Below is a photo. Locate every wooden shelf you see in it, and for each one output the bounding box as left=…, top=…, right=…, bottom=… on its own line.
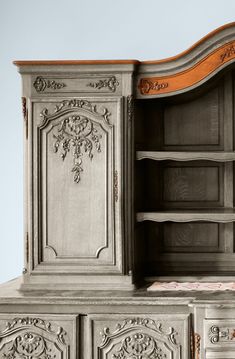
left=136, top=151, right=235, bottom=162
left=136, top=209, right=235, bottom=223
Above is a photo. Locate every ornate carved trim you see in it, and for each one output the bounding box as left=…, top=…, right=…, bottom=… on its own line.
left=194, top=333, right=201, bottom=359
left=139, top=80, right=168, bottom=94
left=114, top=170, right=118, bottom=202
left=87, top=76, right=119, bottom=92
left=127, top=95, right=134, bottom=122
left=100, top=317, right=178, bottom=348
left=33, top=76, right=66, bottom=93
left=26, top=232, right=29, bottom=263
left=52, top=115, right=102, bottom=183
left=40, top=99, right=111, bottom=126
left=21, top=97, right=27, bottom=120
left=209, top=325, right=235, bottom=343
left=112, top=332, right=166, bottom=359
left=0, top=317, right=67, bottom=359
left=22, top=97, right=28, bottom=139
left=3, top=332, right=53, bottom=359
left=2, top=317, right=67, bottom=344
left=138, top=40, right=235, bottom=96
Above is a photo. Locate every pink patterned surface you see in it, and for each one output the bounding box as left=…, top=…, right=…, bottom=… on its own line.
left=147, top=281, right=235, bottom=291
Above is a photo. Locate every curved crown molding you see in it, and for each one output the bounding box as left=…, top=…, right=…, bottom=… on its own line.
left=137, top=22, right=235, bottom=97
left=13, top=23, right=235, bottom=97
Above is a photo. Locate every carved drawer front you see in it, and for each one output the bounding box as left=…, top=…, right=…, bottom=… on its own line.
left=32, top=75, right=121, bottom=95
left=0, top=314, right=78, bottom=359
left=29, top=97, right=123, bottom=275
left=87, top=314, right=190, bottom=359
left=205, top=319, right=235, bottom=350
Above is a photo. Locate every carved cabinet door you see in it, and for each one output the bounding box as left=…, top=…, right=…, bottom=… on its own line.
left=87, top=314, right=190, bottom=359
left=27, top=97, right=124, bottom=277
left=0, top=314, right=78, bottom=359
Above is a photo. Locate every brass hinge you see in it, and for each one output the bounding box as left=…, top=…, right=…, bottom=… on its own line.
left=114, top=170, right=118, bottom=202
left=26, top=232, right=29, bottom=264
left=22, top=97, right=28, bottom=139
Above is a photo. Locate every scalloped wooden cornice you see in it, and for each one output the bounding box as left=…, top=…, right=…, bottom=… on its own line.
left=13, top=22, right=235, bottom=96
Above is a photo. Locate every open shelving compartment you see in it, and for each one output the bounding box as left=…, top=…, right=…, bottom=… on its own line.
left=135, top=70, right=235, bottom=280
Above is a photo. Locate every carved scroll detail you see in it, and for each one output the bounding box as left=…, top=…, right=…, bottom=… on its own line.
left=34, top=76, right=66, bottom=92
left=100, top=317, right=178, bottom=351
left=53, top=115, right=102, bottom=183
left=0, top=317, right=67, bottom=359
left=220, top=44, right=235, bottom=62
left=40, top=99, right=111, bottom=125
left=140, top=79, right=169, bottom=94
left=3, top=332, right=53, bottom=359
left=209, top=325, right=235, bottom=343
left=2, top=317, right=67, bottom=344
left=87, top=76, right=119, bottom=92
left=112, top=332, right=166, bottom=359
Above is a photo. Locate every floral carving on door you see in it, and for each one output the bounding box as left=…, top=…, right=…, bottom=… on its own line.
left=99, top=317, right=180, bottom=359
left=53, top=115, right=102, bottom=183
left=0, top=317, right=68, bottom=359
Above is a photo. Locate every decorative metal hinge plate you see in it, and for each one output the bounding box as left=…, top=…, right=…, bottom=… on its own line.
left=22, top=97, right=28, bottom=139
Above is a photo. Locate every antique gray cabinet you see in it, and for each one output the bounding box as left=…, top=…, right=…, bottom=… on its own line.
left=18, top=63, right=136, bottom=290
left=3, top=22, right=235, bottom=359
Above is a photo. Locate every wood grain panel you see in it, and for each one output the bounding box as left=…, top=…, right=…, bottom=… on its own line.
left=163, top=223, right=221, bottom=252
left=138, top=40, right=235, bottom=95
left=163, top=166, right=219, bottom=202
left=164, top=88, right=220, bottom=147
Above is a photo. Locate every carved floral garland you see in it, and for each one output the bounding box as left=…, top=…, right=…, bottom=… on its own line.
left=53, top=115, right=102, bottom=183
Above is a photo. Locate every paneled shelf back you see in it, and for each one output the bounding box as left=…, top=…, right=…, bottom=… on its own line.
left=137, top=210, right=235, bottom=223
left=136, top=151, right=235, bottom=162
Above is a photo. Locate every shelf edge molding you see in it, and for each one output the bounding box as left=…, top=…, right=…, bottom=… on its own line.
left=136, top=151, right=235, bottom=162
left=136, top=212, right=235, bottom=223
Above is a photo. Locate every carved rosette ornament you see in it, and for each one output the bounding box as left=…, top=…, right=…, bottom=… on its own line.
left=33, top=76, right=66, bottom=93
left=40, top=99, right=111, bottom=183
left=87, top=76, right=119, bottom=92
left=0, top=317, right=67, bottom=359
left=100, top=317, right=179, bottom=359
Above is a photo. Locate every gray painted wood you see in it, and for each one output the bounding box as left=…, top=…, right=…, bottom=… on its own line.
left=8, top=23, right=235, bottom=358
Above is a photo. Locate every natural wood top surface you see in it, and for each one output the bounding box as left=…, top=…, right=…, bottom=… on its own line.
left=13, top=59, right=140, bottom=66
left=13, top=22, right=235, bottom=66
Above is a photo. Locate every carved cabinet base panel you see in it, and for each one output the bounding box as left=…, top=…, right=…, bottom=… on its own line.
left=0, top=314, right=78, bottom=359
left=88, top=314, right=190, bottom=359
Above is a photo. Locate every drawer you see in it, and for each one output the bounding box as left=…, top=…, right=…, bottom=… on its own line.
left=32, top=74, right=121, bottom=95
left=87, top=313, right=190, bottom=359
left=0, top=314, right=78, bottom=359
